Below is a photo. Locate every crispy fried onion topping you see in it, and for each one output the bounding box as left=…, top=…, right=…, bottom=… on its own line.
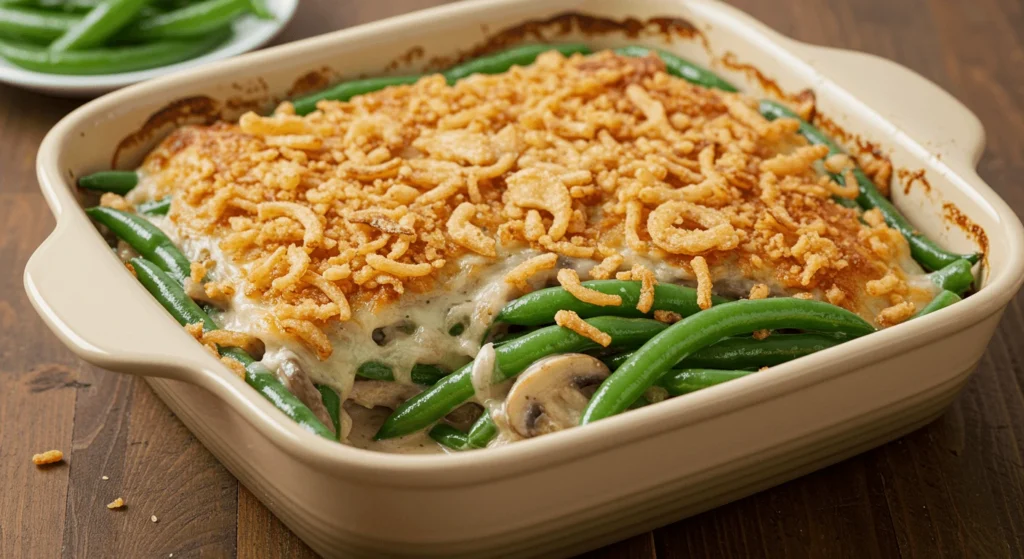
left=447, top=202, right=497, bottom=257
left=504, top=253, right=558, bottom=292
left=555, top=310, right=612, bottom=347
left=505, top=168, right=573, bottom=241
left=647, top=201, right=741, bottom=255
left=557, top=268, right=622, bottom=306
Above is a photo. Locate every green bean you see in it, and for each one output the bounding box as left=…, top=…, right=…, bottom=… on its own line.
left=0, top=27, right=230, bottom=74
left=248, top=0, right=270, bottom=19
left=428, top=423, right=470, bottom=450
left=613, top=46, right=737, bottom=92
left=292, top=75, right=420, bottom=116
left=581, top=299, right=875, bottom=424
left=411, top=364, right=448, bottom=386
left=491, top=327, right=537, bottom=347
left=356, top=361, right=392, bottom=381
left=659, top=368, right=755, bottom=396
left=466, top=412, right=497, bottom=448
left=443, top=43, right=591, bottom=84
left=914, top=290, right=961, bottom=319
left=316, top=384, right=341, bottom=439
left=375, top=317, right=668, bottom=439
left=119, top=0, right=251, bottom=41
left=138, top=195, right=171, bottom=216
left=602, top=333, right=842, bottom=371
left=356, top=361, right=449, bottom=385
left=497, top=280, right=730, bottom=327
left=431, top=412, right=498, bottom=451
left=928, top=258, right=974, bottom=295
left=78, top=170, right=138, bottom=194
left=677, top=333, right=843, bottom=369
left=86, top=206, right=191, bottom=284
left=50, top=0, right=152, bottom=51
left=131, top=257, right=335, bottom=439
left=0, top=5, right=78, bottom=42
left=759, top=99, right=978, bottom=270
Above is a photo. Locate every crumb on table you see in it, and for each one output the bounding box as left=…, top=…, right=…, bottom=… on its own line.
left=32, top=450, right=63, bottom=466
left=107, top=498, right=125, bottom=510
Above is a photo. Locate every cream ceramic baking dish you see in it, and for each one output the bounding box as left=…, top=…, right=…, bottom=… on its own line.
left=24, top=0, right=1024, bottom=556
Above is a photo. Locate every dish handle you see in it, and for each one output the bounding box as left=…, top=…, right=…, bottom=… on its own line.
left=786, top=42, right=986, bottom=170
left=24, top=215, right=211, bottom=382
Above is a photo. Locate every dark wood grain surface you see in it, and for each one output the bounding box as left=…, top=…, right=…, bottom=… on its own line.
left=2, top=0, right=1022, bottom=557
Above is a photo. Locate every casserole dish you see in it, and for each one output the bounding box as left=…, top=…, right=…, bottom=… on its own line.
left=24, top=0, right=1024, bottom=556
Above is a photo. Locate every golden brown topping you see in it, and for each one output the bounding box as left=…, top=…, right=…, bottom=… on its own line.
left=866, top=272, right=905, bottom=297
left=506, top=168, right=573, bottom=242
left=201, top=330, right=265, bottom=358
left=635, top=265, right=658, bottom=314
left=877, top=301, right=915, bottom=327
left=447, top=203, right=497, bottom=257
left=279, top=318, right=332, bottom=359
left=219, top=356, right=246, bottom=379
left=588, top=254, right=624, bottom=280
left=184, top=322, right=204, bottom=339
left=557, top=268, right=622, bottom=307
left=190, top=260, right=212, bottom=283
left=505, top=253, right=558, bottom=292
left=347, top=211, right=414, bottom=236
left=32, top=450, right=63, bottom=466
left=615, top=264, right=657, bottom=313
left=365, top=254, right=433, bottom=278
left=691, top=256, right=713, bottom=311
left=760, top=145, right=830, bottom=176
left=99, top=192, right=131, bottom=211
left=653, top=310, right=682, bottom=324
left=748, top=284, right=769, bottom=300
left=555, top=310, right=611, bottom=347
left=824, top=171, right=860, bottom=199
left=749, top=284, right=770, bottom=341
left=826, top=285, right=846, bottom=305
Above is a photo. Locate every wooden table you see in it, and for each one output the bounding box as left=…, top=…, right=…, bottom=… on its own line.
left=3, top=0, right=1023, bottom=556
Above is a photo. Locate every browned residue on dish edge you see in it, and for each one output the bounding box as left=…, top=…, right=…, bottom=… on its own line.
left=720, top=51, right=789, bottom=100
left=384, top=46, right=425, bottom=73
left=899, top=168, right=932, bottom=195
left=943, top=202, right=988, bottom=258
left=423, top=11, right=707, bottom=71
left=285, top=67, right=335, bottom=99
left=111, top=96, right=221, bottom=169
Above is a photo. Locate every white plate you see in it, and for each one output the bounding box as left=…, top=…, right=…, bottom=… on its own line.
left=0, top=0, right=298, bottom=97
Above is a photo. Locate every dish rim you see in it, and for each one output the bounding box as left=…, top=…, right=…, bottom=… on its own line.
left=26, top=0, right=1024, bottom=485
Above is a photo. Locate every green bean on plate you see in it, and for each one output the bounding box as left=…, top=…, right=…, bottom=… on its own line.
left=0, top=0, right=273, bottom=75
left=80, top=42, right=980, bottom=452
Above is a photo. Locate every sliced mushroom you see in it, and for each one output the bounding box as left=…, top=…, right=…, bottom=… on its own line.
left=348, top=379, right=422, bottom=410
left=504, top=353, right=610, bottom=438
left=277, top=356, right=336, bottom=436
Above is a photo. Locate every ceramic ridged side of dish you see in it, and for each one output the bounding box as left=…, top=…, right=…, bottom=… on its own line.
left=24, top=0, right=1024, bottom=557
